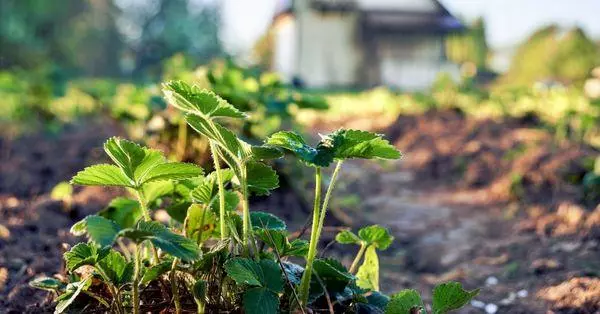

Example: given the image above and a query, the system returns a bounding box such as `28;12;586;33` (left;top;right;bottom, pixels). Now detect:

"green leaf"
332;129;401;160
97;250;133;286
120;221;200;262
50;182;73;201
256;230;308;258
137;162;203;185
141;260;172;286
64;243;110;271
335;230;362;245
162;81;247;119
192;280;207;301
312;258;353;293
243;287;279;314
385;289;425;314
165;201;191;223
224;258;283;292
185;204;218;244
209;191;239;214
259;259;284;292
70;215;121;247
246;161;279;195
55;277;92;314
251;145;283;160
143;181;174;204
100;137;202;187
250;212;286;231
265;131;335;167
104;137;147;180
358;225;394;250
98;197;142;229
186;115;248;162
70;164;133;187
224;257;263;286
29;277;65;292
356;245;380;291
431;282;479;314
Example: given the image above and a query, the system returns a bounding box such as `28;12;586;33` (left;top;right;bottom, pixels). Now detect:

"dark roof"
273;0;464;33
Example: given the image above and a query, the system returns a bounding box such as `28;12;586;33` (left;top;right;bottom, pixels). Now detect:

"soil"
1;111;599;313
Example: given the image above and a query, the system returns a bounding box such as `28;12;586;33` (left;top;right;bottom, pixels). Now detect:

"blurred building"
271;0;463;90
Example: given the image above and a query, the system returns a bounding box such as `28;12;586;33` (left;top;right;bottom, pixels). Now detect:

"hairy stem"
132;244;142;314
170;258;181;314
209;141;227;240
349;242;367;274
316;161;343;243
298;167;322;308
135;189;159;264
240;165;258;256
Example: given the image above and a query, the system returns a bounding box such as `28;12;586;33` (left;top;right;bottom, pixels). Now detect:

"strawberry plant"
31;81;478;313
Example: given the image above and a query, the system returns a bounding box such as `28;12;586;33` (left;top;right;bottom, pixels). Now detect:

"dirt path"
324;159;599;313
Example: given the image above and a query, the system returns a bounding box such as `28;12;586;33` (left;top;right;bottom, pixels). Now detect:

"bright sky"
220;0;600;54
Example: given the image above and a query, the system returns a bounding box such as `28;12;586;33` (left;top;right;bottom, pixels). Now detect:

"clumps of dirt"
537;277;600;313
386;110;598;209
0;118;124;198
517;203;600;238
0;119;123;312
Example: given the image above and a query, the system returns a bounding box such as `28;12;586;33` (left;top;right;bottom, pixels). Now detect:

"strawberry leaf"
98;197;142;229
332;129;401;160
335;230;361;245
70;215;121;247
432;282;479;314
162;81;247;119
70;164;133;187
63;243;110;272
358;225;394;250
119;221;200;262
356;245;380;291
96;250;133;286
246;161;279;195
385;289;425;314
243;287;279;314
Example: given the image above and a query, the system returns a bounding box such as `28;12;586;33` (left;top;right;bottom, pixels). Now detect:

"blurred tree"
0;0;123;76
446;17;489;70
124;0;224;77
497;25;600;89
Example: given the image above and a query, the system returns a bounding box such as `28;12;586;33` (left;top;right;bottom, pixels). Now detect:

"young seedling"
69;137;202;314
336;225;394;291
162;81;281;255
266;129;401;308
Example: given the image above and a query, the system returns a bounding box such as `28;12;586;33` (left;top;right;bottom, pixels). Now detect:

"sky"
220;0;600;55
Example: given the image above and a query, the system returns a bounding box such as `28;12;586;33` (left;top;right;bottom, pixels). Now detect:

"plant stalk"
209;141;227;240
239;164;258;257
132;244;142;314
316;161;343;243
349;242;367;274
298;167;322;308
170;258;181;314
135;189;160;264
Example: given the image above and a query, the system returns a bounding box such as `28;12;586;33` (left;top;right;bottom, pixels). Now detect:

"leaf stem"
132;243;141;314
209;141;227;240
240;164;258;256
316;161;343;243
170;258;181;314
298;167;322;308
135;189;159;264
349;242;367;274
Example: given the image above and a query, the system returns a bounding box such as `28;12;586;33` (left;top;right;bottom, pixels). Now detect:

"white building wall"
295;3;361;87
